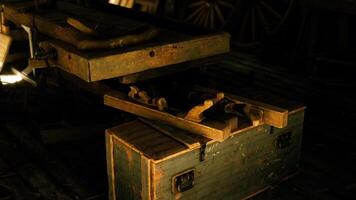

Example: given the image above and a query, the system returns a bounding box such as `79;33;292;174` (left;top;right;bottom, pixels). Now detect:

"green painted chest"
106;106;305;200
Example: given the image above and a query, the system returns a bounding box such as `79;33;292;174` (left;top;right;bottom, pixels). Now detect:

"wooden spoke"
256;4;271;34
185;5;206;22
209;5;216;29
193;6;208;25
179;0;295;47
260;0;282;20
216;1;235;9
188;1;206;8
214;4;225;26
180;0;237;29
238;9;250;41
203;7;211;27
251;7;256;41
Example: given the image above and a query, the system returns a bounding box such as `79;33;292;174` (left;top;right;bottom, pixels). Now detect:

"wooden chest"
106;107;305;200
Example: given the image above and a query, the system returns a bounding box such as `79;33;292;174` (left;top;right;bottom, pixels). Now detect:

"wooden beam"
104;93;230;141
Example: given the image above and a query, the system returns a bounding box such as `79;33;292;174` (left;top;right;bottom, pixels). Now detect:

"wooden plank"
193;86;289;128
104;94;229;141
0;33;12;72
41;32;229;82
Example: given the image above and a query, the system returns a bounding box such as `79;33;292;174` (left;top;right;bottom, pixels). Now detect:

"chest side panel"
154;111;304;200
113;138;143;200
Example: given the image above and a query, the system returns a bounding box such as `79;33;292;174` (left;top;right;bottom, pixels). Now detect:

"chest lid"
107;119;210;161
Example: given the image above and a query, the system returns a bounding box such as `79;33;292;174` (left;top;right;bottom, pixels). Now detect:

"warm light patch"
108;0;134;8
0;74;23;85
0;33;12;72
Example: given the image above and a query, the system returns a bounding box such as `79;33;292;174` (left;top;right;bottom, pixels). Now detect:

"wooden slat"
104;94;229;141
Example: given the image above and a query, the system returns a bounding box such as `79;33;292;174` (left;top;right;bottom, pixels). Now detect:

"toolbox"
106;97;305;200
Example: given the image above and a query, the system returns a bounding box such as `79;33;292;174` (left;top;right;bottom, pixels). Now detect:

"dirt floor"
1;55;356;200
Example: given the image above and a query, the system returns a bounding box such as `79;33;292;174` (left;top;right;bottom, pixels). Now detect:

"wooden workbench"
3;1;230;82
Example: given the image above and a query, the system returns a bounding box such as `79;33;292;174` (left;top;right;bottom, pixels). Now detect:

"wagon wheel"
177;0;296;48
230;0;296;47
178;0;236;29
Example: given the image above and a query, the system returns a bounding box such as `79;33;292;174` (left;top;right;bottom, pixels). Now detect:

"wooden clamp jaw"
128;86;168;111
192;86;289;128
243;106;264;126
184;92;224;123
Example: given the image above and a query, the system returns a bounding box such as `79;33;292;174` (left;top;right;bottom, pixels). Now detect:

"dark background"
1;0;356;199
